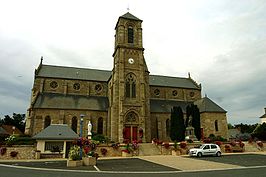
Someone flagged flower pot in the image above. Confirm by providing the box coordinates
[122,151,132,157]
[171,150,181,156]
[35,151,41,159]
[83,157,97,166]
[67,160,83,167]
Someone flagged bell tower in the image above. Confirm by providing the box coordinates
[108,12,151,142]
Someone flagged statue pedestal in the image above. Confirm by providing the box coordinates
[185,126,198,141]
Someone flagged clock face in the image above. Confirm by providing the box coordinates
[128,58,134,64]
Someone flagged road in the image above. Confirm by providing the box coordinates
[1,154,266,177]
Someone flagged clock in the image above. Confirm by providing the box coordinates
[128,58,134,64]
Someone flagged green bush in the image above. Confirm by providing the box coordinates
[92,134,107,143]
[252,123,266,140]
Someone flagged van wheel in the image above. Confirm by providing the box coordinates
[197,152,202,157]
[216,151,221,157]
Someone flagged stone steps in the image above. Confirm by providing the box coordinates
[138,143,161,156]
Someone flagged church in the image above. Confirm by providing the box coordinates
[25,12,229,142]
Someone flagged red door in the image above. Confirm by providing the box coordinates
[123,126,138,142]
[132,127,138,141]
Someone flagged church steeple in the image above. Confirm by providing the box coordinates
[113,12,143,55]
[109,13,150,142]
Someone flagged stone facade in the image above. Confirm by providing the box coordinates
[25,12,228,142]
[200,112,229,139]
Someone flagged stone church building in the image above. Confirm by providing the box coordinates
[25,12,229,142]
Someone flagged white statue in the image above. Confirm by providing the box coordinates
[88,121,92,136]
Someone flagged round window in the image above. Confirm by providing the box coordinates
[154,89,160,96]
[95,84,102,93]
[50,81,58,89]
[172,90,178,96]
[190,91,195,97]
[73,83,80,90]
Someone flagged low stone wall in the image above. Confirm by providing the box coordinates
[0,145,36,160]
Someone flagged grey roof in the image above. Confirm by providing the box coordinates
[37,65,111,82]
[0,127,8,135]
[36,64,200,89]
[120,12,142,21]
[149,75,200,89]
[150,99,193,113]
[260,114,266,118]
[33,93,109,111]
[194,96,226,113]
[33,124,78,140]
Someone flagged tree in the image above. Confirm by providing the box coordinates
[191,104,201,140]
[170,106,185,142]
[235,123,258,134]
[185,104,201,140]
[252,123,266,140]
[0,113,25,133]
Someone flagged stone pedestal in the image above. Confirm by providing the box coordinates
[35,151,41,159]
[83,157,96,166]
[67,160,83,167]
[185,126,198,141]
[122,151,132,157]
[171,150,181,156]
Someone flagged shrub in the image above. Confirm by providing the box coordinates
[230,141,236,146]
[0,147,7,156]
[257,141,263,148]
[68,145,80,160]
[225,144,232,152]
[5,135,17,146]
[239,141,245,148]
[111,143,120,150]
[100,148,107,156]
[92,134,107,143]
[163,142,170,149]
[215,141,223,147]
[187,139,193,143]
[180,142,187,149]
[10,151,18,157]
[203,138,212,143]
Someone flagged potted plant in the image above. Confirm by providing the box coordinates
[172,141,181,156]
[83,140,98,166]
[67,145,82,167]
[121,143,132,157]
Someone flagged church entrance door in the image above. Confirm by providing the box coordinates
[123,126,138,143]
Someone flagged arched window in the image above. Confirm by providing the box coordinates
[44,116,51,129]
[97,117,103,134]
[166,119,170,137]
[125,112,138,123]
[125,73,136,98]
[128,26,134,43]
[71,116,77,133]
[215,120,219,131]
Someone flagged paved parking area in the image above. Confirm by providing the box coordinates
[192,154,266,167]
[1,153,266,172]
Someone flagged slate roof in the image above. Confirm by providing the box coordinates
[259,108,266,118]
[36,64,200,89]
[33,93,109,111]
[194,96,226,113]
[36,65,111,82]
[0,125,23,135]
[150,99,193,113]
[33,124,78,140]
[149,75,200,89]
[0,127,8,135]
[119,12,142,21]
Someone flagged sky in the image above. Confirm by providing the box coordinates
[0,0,265,125]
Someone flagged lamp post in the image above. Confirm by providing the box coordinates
[79,114,85,160]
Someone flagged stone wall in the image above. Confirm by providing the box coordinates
[0,145,36,160]
[201,112,229,139]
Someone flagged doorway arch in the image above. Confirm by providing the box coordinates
[123,111,139,143]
